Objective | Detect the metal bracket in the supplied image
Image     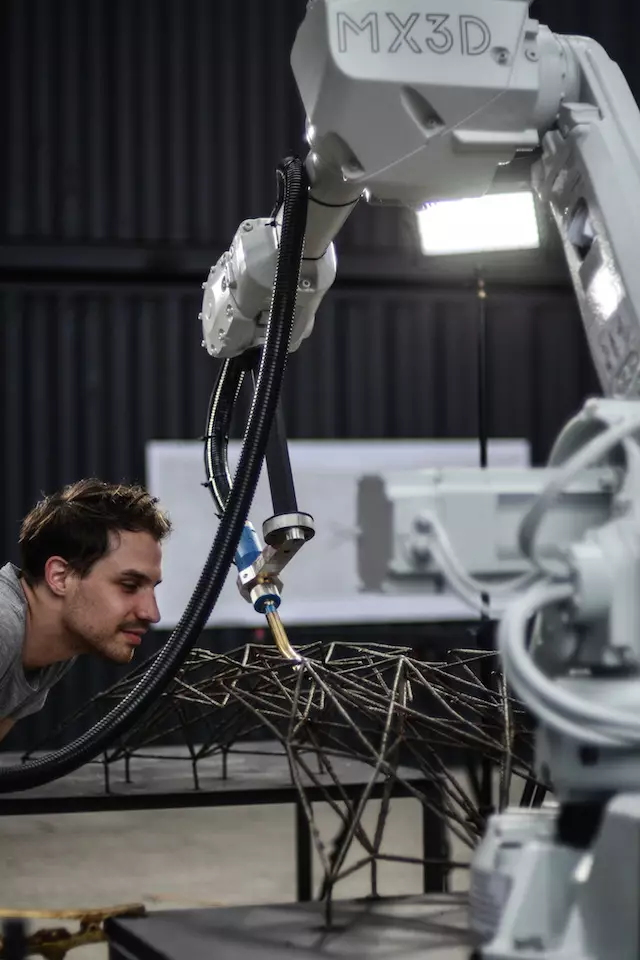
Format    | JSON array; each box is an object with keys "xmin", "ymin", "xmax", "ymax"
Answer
[{"xmin": 236, "ymin": 513, "xmax": 315, "ymax": 605}]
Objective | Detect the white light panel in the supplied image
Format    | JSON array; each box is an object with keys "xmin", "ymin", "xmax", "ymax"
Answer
[{"xmin": 417, "ymin": 192, "xmax": 541, "ymax": 256}]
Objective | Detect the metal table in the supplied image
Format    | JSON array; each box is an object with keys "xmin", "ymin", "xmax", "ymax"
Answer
[
  {"xmin": 0, "ymin": 744, "xmax": 449, "ymax": 902},
  {"xmin": 106, "ymin": 894, "xmax": 474, "ymax": 959}
]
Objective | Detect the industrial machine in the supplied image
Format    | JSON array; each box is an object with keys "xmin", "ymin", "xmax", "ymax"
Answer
[{"xmin": 197, "ymin": 2, "xmax": 640, "ymax": 957}]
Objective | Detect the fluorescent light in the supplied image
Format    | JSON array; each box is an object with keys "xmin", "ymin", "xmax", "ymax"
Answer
[{"xmin": 417, "ymin": 192, "xmax": 540, "ymax": 256}]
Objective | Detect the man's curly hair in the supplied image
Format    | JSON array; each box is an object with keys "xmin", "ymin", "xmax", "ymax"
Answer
[{"xmin": 19, "ymin": 479, "xmax": 172, "ymax": 584}]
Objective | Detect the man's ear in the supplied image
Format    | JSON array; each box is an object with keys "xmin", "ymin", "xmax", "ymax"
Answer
[{"xmin": 43, "ymin": 556, "xmax": 72, "ymax": 597}]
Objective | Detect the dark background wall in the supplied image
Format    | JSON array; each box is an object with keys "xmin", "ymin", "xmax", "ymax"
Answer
[{"xmin": 2, "ymin": 0, "xmax": 635, "ymax": 748}]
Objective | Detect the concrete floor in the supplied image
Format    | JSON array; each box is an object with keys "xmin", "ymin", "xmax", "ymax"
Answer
[{"xmin": 0, "ymin": 797, "xmax": 475, "ymax": 959}]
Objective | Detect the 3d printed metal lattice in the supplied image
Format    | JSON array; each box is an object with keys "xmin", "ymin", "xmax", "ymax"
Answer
[{"xmin": 25, "ymin": 641, "xmax": 542, "ymax": 920}]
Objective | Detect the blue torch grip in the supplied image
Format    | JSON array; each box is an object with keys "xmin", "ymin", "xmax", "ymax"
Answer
[{"xmin": 235, "ymin": 522, "xmax": 262, "ymax": 570}]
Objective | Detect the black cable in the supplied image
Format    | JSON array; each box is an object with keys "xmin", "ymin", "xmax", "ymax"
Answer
[
  {"xmin": 0, "ymin": 156, "xmax": 309, "ymax": 793},
  {"xmin": 263, "ymin": 399, "xmax": 299, "ymax": 516},
  {"xmin": 203, "ymin": 356, "xmax": 247, "ymax": 516},
  {"xmin": 269, "ymin": 163, "xmax": 287, "ymax": 221},
  {"xmin": 204, "ymin": 330, "xmax": 299, "ymax": 522},
  {"xmin": 248, "ymin": 368, "xmax": 299, "ymax": 517}
]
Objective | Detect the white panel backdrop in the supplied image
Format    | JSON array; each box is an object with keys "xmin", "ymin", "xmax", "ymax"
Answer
[{"xmin": 146, "ymin": 439, "xmax": 529, "ymax": 629}]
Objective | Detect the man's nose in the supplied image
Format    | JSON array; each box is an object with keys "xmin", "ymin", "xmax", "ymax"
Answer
[{"xmin": 136, "ymin": 591, "xmax": 161, "ymax": 625}]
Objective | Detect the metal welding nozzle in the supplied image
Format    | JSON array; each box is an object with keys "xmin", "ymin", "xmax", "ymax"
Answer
[{"xmin": 264, "ymin": 603, "xmax": 301, "ymax": 662}]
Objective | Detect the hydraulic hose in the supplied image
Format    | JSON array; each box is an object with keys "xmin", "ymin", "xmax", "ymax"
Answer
[{"xmin": 0, "ymin": 156, "xmax": 309, "ymax": 793}]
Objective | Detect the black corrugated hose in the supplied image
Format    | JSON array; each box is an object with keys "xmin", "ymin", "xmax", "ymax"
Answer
[{"xmin": 0, "ymin": 156, "xmax": 309, "ymax": 792}]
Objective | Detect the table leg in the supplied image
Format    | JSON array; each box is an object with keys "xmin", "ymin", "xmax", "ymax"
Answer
[
  {"xmin": 422, "ymin": 792, "xmax": 449, "ymax": 893},
  {"xmin": 295, "ymin": 799, "xmax": 313, "ymax": 902}
]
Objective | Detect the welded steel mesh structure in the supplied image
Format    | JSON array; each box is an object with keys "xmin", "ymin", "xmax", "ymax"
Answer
[{"xmin": 25, "ymin": 641, "xmax": 542, "ymax": 918}]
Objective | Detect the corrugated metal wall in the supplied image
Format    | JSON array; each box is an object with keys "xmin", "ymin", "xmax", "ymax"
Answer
[
  {"xmin": 1, "ymin": 0, "xmax": 633, "ymax": 749},
  {"xmin": 2, "ymin": 0, "xmax": 298, "ymax": 244}
]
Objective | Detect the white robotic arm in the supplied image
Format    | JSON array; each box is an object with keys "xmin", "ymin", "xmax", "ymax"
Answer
[
  {"xmin": 203, "ymin": 0, "xmax": 640, "ymax": 399},
  {"xmin": 291, "ymin": 0, "xmax": 574, "ymax": 205},
  {"xmin": 200, "ymin": 6, "xmax": 640, "ymax": 956},
  {"xmin": 202, "ymin": 0, "xmax": 578, "ymax": 360},
  {"xmin": 200, "ymin": 151, "xmax": 361, "ymax": 358}
]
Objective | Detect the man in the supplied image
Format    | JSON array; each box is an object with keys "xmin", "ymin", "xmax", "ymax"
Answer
[{"xmin": 0, "ymin": 479, "xmax": 171, "ymax": 741}]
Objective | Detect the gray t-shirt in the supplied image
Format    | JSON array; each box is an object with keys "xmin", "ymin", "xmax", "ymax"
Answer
[{"xmin": 0, "ymin": 563, "xmax": 73, "ymax": 720}]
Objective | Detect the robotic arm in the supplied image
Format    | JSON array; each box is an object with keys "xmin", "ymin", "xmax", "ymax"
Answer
[
  {"xmin": 201, "ymin": 5, "xmax": 640, "ymax": 956},
  {"xmin": 203, "ymin": 0, "xmax": 576, "ymax": 359},
  {"xmin": 204, "ymin": 0, "xmax": 640, "ymax": 399},
  {"xmin": 200, "ymin": 149, "xmax": 358, "ymax": 360}
]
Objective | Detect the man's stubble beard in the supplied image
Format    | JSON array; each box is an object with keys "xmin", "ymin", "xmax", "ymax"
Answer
[
  {"xmin": 62, "ymin": 609, "xmax": 134, "ymax": 664},
  {"xmin": 85, "ymin": 631, "xmax": 135, "ymax": 664}
]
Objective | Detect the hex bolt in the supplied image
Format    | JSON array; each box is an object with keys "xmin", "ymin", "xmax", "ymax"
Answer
[{"xmin": 414, "ymin": 516, "xmax": 434, "ymax": 535}]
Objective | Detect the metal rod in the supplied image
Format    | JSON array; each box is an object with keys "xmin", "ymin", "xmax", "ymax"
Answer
[
  {"xmin": 477, "ymin": 274, "xmax": 494, "ymax": 820},
  {"xmin": 477, "ymin": 276, "xmax": 489, "ymax": 470}
]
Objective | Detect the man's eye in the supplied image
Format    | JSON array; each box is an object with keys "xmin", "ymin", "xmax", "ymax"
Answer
[{"xmin": 121, "ymin": 583, "xmax": 138, "ymax": 593}]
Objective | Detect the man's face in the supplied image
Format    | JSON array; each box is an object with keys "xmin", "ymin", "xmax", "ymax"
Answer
[{"xmin": 62, "ymin": 530, "xmax": 162, "ymax": 663}]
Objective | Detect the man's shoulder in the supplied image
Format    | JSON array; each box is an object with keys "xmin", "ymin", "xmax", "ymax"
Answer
[
  {"xmin": 0, "ymin": 564, "xmax": 25, "ymax": 601},
  {"xmin": 0, "ymin": 565, "xmax": 26, "ymax": 708},
  {"xmin": 0, "ymin": 564, "xmax": 25, "ymax": 641}
]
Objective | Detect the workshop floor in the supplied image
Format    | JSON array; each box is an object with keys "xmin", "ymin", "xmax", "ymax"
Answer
[{"xmin": 1, "ymin": 797, "xmax": 476, "ymax": 959}]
